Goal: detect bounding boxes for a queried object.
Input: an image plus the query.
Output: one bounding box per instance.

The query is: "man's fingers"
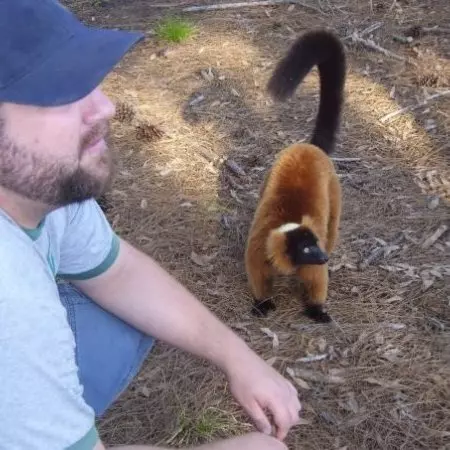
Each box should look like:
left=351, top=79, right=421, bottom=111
left=285, top=382, right=302, bottom=425
left=268, top=401, right=293, bottom=441
left=290, top=389, right=302, bottom=425
left=246, top=401, right=272, bottom=435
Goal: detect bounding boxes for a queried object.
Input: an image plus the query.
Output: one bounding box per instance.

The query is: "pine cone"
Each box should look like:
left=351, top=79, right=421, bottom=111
left=115, top=101, right=136, bottom=123
left=135, top=121, right=165, bottom=142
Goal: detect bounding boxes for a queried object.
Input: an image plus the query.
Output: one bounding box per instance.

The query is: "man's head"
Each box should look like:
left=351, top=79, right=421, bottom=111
left=0, top=0, right=144, bottom=207
left=0, top=89, right=116, bottom=205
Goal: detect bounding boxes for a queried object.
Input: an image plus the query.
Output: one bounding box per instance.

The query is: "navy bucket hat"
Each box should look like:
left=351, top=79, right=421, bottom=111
left=0, top=0, right=144, bottom=107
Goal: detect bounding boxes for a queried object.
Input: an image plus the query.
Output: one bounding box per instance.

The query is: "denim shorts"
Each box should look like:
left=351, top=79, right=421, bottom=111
left=58, top=282, right=155, bottom=417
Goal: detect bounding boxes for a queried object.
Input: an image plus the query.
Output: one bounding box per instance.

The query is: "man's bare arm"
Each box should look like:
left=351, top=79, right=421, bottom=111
left=72, top=237, right=249, bottom=373
left=73, top=238, right=301, bottom=440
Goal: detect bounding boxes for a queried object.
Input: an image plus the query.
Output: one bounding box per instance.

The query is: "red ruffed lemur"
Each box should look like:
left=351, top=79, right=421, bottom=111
left=245, top=29, right=346, bottom=323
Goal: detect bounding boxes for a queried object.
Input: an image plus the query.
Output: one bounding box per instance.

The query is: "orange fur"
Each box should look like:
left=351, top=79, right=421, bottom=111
left=244, top=142, right=341, bottom=309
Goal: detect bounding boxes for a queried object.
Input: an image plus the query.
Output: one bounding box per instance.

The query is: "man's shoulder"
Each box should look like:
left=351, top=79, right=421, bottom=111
left=0, top=215, right=36, bottom=262
left=46, top=198, right=101, bottom=225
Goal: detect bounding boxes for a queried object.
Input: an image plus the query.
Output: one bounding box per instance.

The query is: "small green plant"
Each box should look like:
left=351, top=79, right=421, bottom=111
left=155, top=17, right=195, bottom=43
left=167, top=407, right=244, bottom=446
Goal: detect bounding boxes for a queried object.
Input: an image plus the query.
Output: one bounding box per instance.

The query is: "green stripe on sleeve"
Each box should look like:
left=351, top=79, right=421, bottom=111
left=66, top=425, right=99, bottom=450
left=59, top=233, right=120, bottom=280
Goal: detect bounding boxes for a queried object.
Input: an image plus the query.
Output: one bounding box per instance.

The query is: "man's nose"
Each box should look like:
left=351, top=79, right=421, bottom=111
left=83, top=87, right=116, bottom=125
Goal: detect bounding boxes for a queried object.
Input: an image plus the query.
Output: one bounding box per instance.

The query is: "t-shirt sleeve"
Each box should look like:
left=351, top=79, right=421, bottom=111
left=58, top=199, right=120, bottom=280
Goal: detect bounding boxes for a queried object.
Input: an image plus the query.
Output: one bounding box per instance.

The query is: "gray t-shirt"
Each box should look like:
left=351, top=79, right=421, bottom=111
left=0, top=199, right=120, bottom=450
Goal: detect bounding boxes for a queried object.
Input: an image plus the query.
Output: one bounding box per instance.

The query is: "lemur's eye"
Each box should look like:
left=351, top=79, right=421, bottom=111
left=303, top=247, right=310, bottom=254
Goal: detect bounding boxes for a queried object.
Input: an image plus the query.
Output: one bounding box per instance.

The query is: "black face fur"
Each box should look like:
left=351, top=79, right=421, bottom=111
left=285, top=226, right=329, bottom=266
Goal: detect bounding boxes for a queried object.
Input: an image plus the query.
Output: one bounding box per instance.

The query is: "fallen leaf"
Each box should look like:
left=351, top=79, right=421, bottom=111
left=428, top=196, right=440, bottom=210
left=230, top=189, right=243, bottom=204
left=385, top=295, right=403, bottom=303
left=260, top=327, right=279, bottom=351
left=316, top=337, right=327, bottom=352
left=140, top=199, right=148, bottom=209
left=320, top=411, right=339, bottom=425
left=265, top=357, right=277, bottom=366
left=338, top=393, right=359, bottom=414
left=347, top=392, right=359, bottom=414
left=297, top=354, right=328, bottom=363
left=190, top=251, right=216, bottom=267
left=385, top=323, right=406, bottom=330
left=297, top=417, right=312, bottom=425
left=200, top=67, right=214, bottom=82
left=286, top=367, right=311, bottom=390
left=389, top=85, right=396, bottom=99
left=365, top=377, right=401, bottom=389
left=159, top=168, right=173, bottom=177
left=422, top=224, right=449, bottom=249
left=141, top=386, right=150, bottom=397
left=189, top=94, right=205, bottom=106
left=225, top=159, right=246, bottom=177
left=374, top=333, right=384, bottom=345
left=292, top=368, right=345, bottom=384
left=382, top=348, right=401, bottom=362
left=421, top=274, right=434, bottom=290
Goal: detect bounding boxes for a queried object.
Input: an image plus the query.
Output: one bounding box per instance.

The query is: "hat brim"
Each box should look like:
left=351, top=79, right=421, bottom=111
left=1, top=24, right=144, bottom=107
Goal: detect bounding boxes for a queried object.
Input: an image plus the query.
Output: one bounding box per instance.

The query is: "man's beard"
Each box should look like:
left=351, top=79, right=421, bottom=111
left=0, top=120, right=114, bottom=207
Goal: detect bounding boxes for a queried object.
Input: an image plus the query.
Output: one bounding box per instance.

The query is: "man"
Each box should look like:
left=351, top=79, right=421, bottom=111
left=0, top=1, right=301, bottom=449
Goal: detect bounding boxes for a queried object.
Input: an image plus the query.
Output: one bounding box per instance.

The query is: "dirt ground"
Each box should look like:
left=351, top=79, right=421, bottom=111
left=65, top=1, right=449, bottom=448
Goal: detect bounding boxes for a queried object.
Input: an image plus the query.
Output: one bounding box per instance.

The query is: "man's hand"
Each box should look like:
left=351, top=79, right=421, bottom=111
left=224, top=348, right=301, bottom=441
left=200, top=432, right=289, bottom=450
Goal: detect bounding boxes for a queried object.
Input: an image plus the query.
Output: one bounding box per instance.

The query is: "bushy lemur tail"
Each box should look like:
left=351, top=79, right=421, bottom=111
left=267, top=29, right=346, bottom=155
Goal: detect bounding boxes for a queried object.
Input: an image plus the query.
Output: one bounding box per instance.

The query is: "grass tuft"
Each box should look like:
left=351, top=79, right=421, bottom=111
left=155, top=17, right=196, bottom=43
left=166, top=407, right=244, bottom=446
